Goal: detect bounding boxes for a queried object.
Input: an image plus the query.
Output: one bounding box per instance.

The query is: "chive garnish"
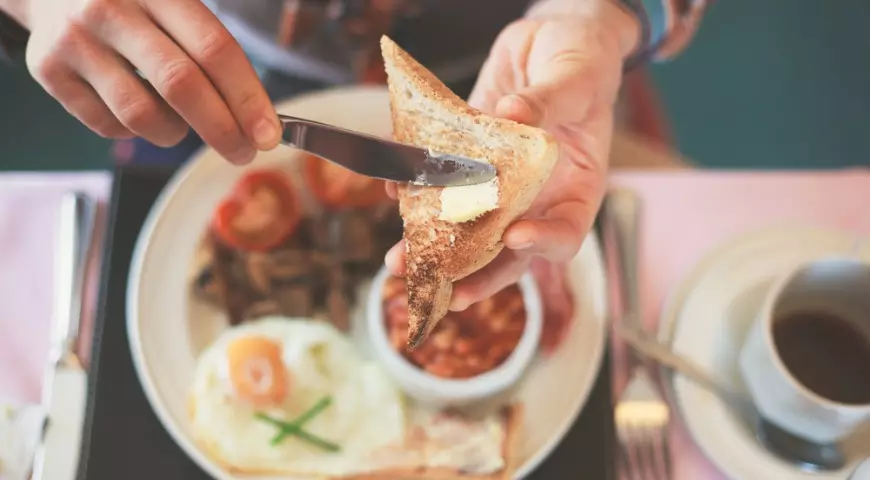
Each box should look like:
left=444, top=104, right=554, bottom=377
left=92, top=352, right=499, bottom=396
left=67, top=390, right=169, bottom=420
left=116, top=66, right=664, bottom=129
left=254, top=395, right=340, bottom=452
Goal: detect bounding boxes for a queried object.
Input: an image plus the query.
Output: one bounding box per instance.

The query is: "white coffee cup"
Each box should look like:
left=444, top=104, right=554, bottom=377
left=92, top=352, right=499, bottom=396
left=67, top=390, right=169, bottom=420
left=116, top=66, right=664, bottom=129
left=739, top=256, right=870, bottom=444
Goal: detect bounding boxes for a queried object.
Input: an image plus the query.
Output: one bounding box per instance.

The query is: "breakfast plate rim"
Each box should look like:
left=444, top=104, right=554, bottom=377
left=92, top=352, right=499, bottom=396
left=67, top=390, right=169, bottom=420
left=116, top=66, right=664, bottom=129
left=126, top=85, right=608, bottom=480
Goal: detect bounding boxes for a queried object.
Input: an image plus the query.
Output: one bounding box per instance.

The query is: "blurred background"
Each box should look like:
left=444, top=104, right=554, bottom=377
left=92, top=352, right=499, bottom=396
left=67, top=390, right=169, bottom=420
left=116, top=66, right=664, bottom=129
left=1, top=0, right=869, bottom=171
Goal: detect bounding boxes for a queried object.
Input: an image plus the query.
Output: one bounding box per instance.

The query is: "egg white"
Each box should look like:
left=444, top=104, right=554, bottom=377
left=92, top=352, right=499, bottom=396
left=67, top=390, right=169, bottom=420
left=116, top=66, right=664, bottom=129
left=189, top=317, right=408, bottom=475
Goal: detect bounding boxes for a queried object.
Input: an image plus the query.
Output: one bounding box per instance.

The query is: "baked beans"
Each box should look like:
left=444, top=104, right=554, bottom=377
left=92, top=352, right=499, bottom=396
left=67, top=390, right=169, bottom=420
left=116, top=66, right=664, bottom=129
left=382, top=276, right=527, bottom=379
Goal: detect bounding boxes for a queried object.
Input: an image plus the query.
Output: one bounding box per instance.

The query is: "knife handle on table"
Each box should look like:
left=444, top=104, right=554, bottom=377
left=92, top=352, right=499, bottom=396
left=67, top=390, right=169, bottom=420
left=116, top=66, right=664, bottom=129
left=31, top=192, right=97, bottom=480
left=52, top=192, right=97, bottom=366
left=603, top=188, right=642, bottom=328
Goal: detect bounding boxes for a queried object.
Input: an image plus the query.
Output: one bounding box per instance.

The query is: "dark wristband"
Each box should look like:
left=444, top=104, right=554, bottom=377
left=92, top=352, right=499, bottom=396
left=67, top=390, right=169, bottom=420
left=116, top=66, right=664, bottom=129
left=0, top=10, right=29, bottom=61
left=615, top=0, right=668, bottom=71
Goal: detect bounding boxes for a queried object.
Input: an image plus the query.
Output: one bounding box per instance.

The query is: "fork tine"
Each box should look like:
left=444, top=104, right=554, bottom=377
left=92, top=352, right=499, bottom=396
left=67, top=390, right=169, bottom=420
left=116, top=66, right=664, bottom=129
left=628, top=427, right=647, bottom=480
left=617, top=367, right=672, bottom=480
left=640, top=426, right=660, bottom=480
left=655, top=423, right=671, bottom=480
left=617, top=437, right=632, bottom=480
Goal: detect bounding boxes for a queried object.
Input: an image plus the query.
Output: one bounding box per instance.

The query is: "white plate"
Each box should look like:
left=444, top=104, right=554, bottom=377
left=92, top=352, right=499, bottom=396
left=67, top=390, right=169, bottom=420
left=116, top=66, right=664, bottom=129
left=658, top=226, right=870, bottom=480
left=126, top=86, right=608, bottom=480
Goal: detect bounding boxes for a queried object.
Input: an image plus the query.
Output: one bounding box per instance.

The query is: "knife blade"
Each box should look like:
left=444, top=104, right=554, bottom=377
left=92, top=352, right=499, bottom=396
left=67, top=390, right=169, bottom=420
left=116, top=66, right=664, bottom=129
left=278, top=114, right=497, bottom=187
left=31, top=192, right=97, bottom=480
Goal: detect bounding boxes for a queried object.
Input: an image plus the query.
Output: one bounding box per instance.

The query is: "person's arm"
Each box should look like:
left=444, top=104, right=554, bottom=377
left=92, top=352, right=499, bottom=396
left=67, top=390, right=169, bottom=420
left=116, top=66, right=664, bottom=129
left=527, top=0, right=710, bottom=69
left=0, top=0, right=29, bottom=60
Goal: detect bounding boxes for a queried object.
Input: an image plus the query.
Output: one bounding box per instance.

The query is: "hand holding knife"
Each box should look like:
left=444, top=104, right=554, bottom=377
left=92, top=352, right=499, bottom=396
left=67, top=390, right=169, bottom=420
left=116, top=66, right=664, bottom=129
left=31, top=192, right=97, bottom=480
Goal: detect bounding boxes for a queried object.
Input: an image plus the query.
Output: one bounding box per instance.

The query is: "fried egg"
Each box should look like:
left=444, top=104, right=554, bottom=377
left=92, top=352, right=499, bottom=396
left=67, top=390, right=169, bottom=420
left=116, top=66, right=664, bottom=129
left=188, top=317, right=407, bottom=475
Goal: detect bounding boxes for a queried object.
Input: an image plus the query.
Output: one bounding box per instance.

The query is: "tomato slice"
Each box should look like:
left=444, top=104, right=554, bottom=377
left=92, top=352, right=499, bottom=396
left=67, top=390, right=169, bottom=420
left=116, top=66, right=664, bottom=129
left=302, top=154, right=389, bottom=209
left=212, top=170, right=301, bottom=252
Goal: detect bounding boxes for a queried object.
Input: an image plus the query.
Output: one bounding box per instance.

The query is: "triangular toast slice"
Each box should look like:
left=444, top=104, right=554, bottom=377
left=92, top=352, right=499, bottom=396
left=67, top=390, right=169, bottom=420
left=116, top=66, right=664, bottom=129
left=381, top=36, right=559, bottom=348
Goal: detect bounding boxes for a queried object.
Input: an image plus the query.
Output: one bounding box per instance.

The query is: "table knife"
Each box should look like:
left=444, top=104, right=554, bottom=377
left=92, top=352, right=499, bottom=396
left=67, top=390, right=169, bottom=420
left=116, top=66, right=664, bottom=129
left=278, top=114, right=497, bottom=187
left=31, top=192, right=98, bottom=480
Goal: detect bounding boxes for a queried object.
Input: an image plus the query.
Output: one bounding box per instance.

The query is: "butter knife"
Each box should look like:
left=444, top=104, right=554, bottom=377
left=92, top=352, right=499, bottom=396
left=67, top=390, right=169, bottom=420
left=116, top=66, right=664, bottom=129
left=31, top=192, right=97, bottom=480
left=278, top=114, right=497, bottom=187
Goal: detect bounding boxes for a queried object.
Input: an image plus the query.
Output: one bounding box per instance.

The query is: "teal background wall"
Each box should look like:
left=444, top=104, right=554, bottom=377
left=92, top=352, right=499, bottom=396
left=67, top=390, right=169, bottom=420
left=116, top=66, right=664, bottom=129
left=1, top=0, right=868, bottom=171
left=650, top=0, right=870, bottom=169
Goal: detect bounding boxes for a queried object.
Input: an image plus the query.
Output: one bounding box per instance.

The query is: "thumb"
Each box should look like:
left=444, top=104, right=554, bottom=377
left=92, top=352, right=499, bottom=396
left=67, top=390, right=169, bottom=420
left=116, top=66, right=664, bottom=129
left=495, top=51, right=601, bottom=130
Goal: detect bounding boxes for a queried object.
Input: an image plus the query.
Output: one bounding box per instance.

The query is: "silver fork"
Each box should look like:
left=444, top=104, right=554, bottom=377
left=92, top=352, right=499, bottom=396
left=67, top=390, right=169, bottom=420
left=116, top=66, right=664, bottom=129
left=616, top=364, right=672, bottom=480
left=604, top=188, right=672, bottom=480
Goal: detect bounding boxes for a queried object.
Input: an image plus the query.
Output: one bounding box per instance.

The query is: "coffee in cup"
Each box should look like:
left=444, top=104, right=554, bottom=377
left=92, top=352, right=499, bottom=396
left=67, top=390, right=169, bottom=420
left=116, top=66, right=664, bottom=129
left=740, top=256, right=870, bottom=444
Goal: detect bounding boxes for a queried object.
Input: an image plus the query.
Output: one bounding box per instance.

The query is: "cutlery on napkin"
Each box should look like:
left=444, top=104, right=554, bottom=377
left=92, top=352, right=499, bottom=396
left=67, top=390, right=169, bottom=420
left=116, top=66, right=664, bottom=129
left=28, top=192, right=97, bottom=480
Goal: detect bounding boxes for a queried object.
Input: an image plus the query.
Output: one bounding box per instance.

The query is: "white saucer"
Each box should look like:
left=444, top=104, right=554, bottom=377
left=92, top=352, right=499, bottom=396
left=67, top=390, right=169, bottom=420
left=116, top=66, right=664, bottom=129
left=658, top=226, right=870, bottom=480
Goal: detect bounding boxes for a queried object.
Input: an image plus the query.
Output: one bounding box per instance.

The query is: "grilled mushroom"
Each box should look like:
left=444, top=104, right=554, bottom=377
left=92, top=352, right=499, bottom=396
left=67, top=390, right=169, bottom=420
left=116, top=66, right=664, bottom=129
left=242, top=300, right=283, bottom=322
left=192, top=264, right=221, bottom=304
left=332, top=211, right=375, bottom=262
left=274, top=285, right=315, bottom=318
left=326, top=286, right=350, bottom=331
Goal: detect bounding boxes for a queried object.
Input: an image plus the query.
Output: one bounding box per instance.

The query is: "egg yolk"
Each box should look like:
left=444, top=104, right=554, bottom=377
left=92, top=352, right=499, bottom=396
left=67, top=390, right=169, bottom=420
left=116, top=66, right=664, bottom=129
left=227, top=336, right=290, bottom=407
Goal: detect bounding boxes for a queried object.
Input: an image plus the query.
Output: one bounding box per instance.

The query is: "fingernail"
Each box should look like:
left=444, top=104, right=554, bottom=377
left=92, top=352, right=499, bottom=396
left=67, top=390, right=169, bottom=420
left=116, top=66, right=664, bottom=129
left=496, top=94, right=539, bottom=125
left=505, top=230, right=534, bottom=250
left=384, top=243, right=405, bottom=274
left=253, top=118, right=280, bottom=148
left=232, top=144, right=257, bottom=165
left=449, top=296, right=469, bottom=312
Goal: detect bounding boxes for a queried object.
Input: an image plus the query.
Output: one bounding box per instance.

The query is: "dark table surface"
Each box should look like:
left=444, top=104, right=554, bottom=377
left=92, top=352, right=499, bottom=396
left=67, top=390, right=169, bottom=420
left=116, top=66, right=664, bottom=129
left=78, top=163, right=616, bottom=480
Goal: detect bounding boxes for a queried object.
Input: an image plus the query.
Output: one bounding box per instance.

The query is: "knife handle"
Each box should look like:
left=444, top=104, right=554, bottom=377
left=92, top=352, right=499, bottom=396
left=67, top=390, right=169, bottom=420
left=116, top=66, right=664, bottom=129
left=53, top=192, right=97, bottom=366
left=603, top=187, right=642, bottom=328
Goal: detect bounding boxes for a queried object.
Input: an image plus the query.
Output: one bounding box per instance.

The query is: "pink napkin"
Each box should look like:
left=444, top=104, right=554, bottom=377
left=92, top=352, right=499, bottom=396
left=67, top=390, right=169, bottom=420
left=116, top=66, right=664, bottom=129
left=0, top=172, right=110, bottom=405
left=611, top=168, right=870, bottom=480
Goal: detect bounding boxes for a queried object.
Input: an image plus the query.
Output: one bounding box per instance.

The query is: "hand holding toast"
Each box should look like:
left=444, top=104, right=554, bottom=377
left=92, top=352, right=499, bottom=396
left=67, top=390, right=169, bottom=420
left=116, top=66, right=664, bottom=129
left=385, top=1, right=641, bottom=316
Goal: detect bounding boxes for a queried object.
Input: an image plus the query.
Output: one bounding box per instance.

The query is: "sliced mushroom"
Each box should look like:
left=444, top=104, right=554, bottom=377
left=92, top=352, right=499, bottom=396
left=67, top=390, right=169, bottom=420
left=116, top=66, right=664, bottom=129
left=311, top=214, right=331, bottom=251
left=245, top=252, right=273, bottom=294
left=336, top=211, right=375, bottom=262
left=274, top=285, right=314, bottom=318
left=246, top=248, right=315, bottom=295
left=191, top=264, right=221, bottom=304
left=268, top=249, right=313, bottom=280
left=326, top=286, right=350, bottom=332
left=242, top=300, right=283, bottom=322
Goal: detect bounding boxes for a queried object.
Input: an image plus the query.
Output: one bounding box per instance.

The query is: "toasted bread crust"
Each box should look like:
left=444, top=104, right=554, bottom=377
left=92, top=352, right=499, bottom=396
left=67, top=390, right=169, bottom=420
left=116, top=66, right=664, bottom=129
left=190, top=393, right=523, bottom=480
left=381, top=36, right=559, bottom=347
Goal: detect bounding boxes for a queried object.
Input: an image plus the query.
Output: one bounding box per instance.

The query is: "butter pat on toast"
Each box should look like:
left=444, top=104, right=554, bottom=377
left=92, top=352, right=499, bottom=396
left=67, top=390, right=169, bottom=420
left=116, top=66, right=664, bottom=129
left=380, top=36, right=559, bottom=347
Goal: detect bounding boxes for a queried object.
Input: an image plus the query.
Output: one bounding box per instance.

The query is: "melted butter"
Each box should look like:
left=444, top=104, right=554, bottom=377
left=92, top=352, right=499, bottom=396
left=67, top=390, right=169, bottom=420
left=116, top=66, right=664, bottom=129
left=438, top=178, right=500, bottom=223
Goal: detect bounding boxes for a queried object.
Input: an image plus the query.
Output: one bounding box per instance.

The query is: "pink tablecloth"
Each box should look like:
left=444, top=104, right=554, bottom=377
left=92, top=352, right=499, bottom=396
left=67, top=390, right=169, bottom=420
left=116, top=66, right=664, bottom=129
left=0, top=172, right=111, bottom=404
left=3, top=169, right=870, bottom=479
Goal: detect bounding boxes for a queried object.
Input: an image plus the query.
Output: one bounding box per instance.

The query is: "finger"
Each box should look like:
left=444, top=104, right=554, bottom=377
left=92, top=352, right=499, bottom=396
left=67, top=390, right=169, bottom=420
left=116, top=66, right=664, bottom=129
left=385, top=182, right=398, bottom=200
left=466, top=53, right=505, bottom=113
left=451, top=250, right=531, bottom=311
left=29, top=58, right=132, bottom=139
left=145, top=0, right=281, bottom=150
left=503, top=201, right=591, bottom=263
left=62, top=25, right=188, bottom=146
left=385, top=240, right=406, bottom=276
left=80, top=4, right=256, bottom=164
left=493, top=27, right=606, bottom=129
left=466, top=20, right=529, bottom=113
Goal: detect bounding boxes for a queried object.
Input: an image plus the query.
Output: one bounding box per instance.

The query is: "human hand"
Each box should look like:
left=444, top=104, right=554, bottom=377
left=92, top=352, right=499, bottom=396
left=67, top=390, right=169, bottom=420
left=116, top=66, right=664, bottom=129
left=22, top=0, right=281, bottom=164
left=386, top=0, right=640, bottom=309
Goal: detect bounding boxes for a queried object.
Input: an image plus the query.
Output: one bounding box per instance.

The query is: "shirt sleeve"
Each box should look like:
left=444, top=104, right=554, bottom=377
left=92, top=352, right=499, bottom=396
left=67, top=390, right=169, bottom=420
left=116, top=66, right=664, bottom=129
left=650, top=0, right=711, bottom=61
left=0, top=10, right=28, bottom=62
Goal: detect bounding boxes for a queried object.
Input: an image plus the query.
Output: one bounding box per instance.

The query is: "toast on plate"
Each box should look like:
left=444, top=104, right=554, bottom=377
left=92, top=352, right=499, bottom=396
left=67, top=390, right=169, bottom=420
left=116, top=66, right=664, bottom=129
left=380, top=36, right=559, bottom=347
left=190, top=398, right=523, bottom=480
